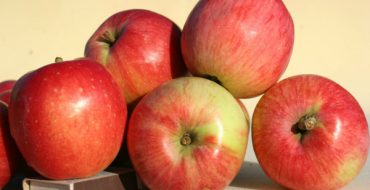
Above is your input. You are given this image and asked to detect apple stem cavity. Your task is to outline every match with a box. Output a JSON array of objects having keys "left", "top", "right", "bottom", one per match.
[
  {"left": 202, "top": 74, "right": 222, "bottom": 86},
  {"left": 298, "top": 115, "right": 317, "bottom": 131},
  {"left": 180, "top": 133, "right": 192, "bottom": 146},
  {"left": 55, "top": 57, "right": 64, "bottom": 63},
  {"left": 98, "top": 31, "right": 116, "bottom": 47}
]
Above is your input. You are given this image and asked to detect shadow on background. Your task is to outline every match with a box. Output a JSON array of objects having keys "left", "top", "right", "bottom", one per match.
[{"left": 229, "top": 161, "right": 284, "bottom": 190}]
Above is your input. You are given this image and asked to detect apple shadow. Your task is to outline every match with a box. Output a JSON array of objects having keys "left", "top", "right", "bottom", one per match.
[{"left": 229, "top": 161, "right": 284, "bottom": 190}]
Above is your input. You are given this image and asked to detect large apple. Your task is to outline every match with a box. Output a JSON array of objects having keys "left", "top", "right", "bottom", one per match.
[
  {"left": 85, "top": 9, "right": 187, "bottom": 107},
  {"left": 8, "top": 59, "right": 127, "bottom": 180},
  {"left": 127, "top": 77, "right": 249, "bottom": 190},
  {"left": 181, "top": 0, "right": 294, "bottom": 98},
  {"left": 252, "top": 74, "right": 369, "bottom": 190},
  {"left": 0, "top": 102, "right": 20, "bottom": 188}
]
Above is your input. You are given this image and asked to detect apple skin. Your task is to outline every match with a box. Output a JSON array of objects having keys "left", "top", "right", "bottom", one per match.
[
  {"left": 85, "top": 9, "right": 187, "bottom": 107},
  {"left": 0, "top": 102, "right": 13, "bottom": 188},
  {"left": 252, "top": 74, "right": 369, "bottom": 190},
  {"left": 181, "top": 0, "right": 294, "bottom": 98},
  {"left": 0, "top": 88, "right": 37, "bottom": 179},
  {"left": 0, "top": 80, "right": 16, "bottom": 93},
  {"left": 127, "top": 77, "right": 249, "bottom": 190},
  {"left": 0, "top": 80, "right": 16, "bottom": 105},
  {"left": 0, "top": 102, "right": 20, "bottom": 188},
  {"left": 0, "top": 90, "right": 11, "bottom": 105},
  {"left": 8, "top": 59, "right": 127, "bottom": 180}
]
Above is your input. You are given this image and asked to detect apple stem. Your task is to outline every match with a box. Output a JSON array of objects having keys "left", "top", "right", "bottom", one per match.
[
  {"left": 181, "top": 133, "right": 192, "bottom": 146},
  {"left": 99, "top": 31, "right": 116, "bottom": 45},
  {"left": 298, "top": 115, "right": 317, "bottom": 131},
  {"left": 55, "top": 57, "right": 63, "bottom": 63}
]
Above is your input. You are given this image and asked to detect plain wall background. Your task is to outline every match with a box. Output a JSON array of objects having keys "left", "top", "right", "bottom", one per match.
[{"left": 1, "top": 0, "right": 369, "bottom": 126}]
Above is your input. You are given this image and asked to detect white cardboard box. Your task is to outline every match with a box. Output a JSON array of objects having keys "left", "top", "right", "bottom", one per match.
[{"left": 22, "top": 168, "right": 137, "bottom": 190}]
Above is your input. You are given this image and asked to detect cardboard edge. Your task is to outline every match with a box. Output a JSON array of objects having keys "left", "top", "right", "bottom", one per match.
[{"left": 21, "top": 169, "right": 136, "bottom": 190}]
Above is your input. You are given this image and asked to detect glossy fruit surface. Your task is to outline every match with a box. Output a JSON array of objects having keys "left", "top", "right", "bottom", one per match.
[
  {"left": 0, "top": 102, "right": 19, "bottom": 188},
  {"left": 128, "top": 77, "right": 249, "bottom": 190},
  {"left": 182, "top": 0, "right": 294, "bottom": 98},
  {"left": 253, "top": 74, "right": 369, "bottom": 190},
  {"left": 9, "top": 59, "right": 127, "bottom": 179},
  {"left": 85, "top": 9, "right": 186, "bottom": 106}
]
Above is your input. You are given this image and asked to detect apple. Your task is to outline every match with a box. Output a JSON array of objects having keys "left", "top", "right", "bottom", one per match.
[
  {"left": 0, "top": 90, "right": 11, "bottom": 105},
  {"left": 8, "top": 59, "right": 127, "bottom": 180},
  {"left": 0, "top": 80, "right": 16, "bottom": 105},
  {"left": 0, "top": 82, "right": 37, "bottom": 179},
  {"left": 0, "top": 80, "right": 16, "bottom": 93},
  {"left": 85, "top": 9, "right": 187, "bottom": 107},
  {"left": 0, "top": 102, "right": 20, "bottom": 188},
  {"left": 252, "top": 74, "right": 369, "bottom": 190},
  {"left": 181, "top": 0, "right": 294, "bottom": 98},
  {"left": 127, "top": 77, "right": 249, "bottom": 190}
]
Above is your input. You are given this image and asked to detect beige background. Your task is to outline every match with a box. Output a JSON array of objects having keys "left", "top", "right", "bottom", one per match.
[{"left": 0, "top": 1, "right": 369, "bottom": 189}]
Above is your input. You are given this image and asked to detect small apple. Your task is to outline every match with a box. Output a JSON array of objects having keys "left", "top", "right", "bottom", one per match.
[
  {"left": 0, "top": 80, "right": 16, "bottom": 105},
  {"left": 181, "top": 0, "right": 294, "bottom": 98},
  {"left": 8, "top": 59, "right": 127, "bottom": 180},
  {"left": 0, "top": 82, "right": 37, "bottom": 178},
  {"left": 252, "top": 74, "right": 369, "bottom": 190},
  {"left": 127, "top": 77, "right": 249, "bottom": 190},
  {"left": 85, "top": 9, "right": 187, "bottom": 107},
  {"left": 0, "top": 102, "right": 20, "bottom": 188},
  {"left": 0, "top": 90, "right": 11, "bottom": 105},
  {"left": 0, "top": 80, "right": 16, "bottom": 93}
]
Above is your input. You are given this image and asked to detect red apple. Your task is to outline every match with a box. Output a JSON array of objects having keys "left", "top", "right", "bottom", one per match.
[
  {"left": 0, "top": 90, "right": 11, "bottom": 105},
  {"left": 0, "top": 102, "right": 19, "bottom": 188},
  {"left": 8, "top": 59, "right": 127, "bottom": 180},
  {"left": 0, "top": 82, "right": 37, "bottom": 178},
  {"left": 85, "top": 9, "right": 187, "bottom": 107},
  {"left": 127, "top": 77, "right": 249, "bottom": 190},
  {"left": 0, "top": 80, "right": 16, "bottom": 105},
  {"left": 181, "top": 0, "right": 294, "bottom": 98},
  {"left": 252, "top": 74, "right": 369, "bottom": 190},
  {"left": 0, "top": 80, "right": 16, "bottom": 93}
]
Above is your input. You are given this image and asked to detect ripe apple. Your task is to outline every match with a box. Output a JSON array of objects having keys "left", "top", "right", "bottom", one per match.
[
  {"left": 0, "top": 90, "right": 11, "bottom": 105},
  {"left": 8, "top": 59, "right": 127, "bottom": 180},
  {"left": 0, "top": 80, "right": 16, "bottom": 93},
  {"left": 181, "top": 0, "right": 294, "bottom": 98},
  {"left": 127, "top": 77, "right": 249, "bottom": 190},
  {"left": 0, "top": 80, "right": 16, "bottom": 105},
  {"left": 252, "top": 74, "right": 369, "bottom": 190},
  {"left": 0, "top": 102, "right": 20, "bottom": 188},
  {"left": 85, "top": 9, "right": 187, "bottom": 107}
]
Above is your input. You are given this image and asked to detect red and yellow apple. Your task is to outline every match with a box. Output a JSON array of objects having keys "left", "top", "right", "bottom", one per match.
[
  {"left": 85, "top": 9, "right": 187, "bottom": 107},
  {"left": 127, "top": 77, "right": 249, "bottom": 189},
  {"left": 181, "top": 0, "right": 294, "bottom": 98},
  {"left": 8, "top": 59, "right": 127, "bottom": 180},
  {"left": 252, "top": 74, "right": 369, "bottom": 190}
]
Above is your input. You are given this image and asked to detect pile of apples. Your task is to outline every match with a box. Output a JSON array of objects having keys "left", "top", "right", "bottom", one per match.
[{"left": 1, "top": 0, "right": 369, "bottom": 190}]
